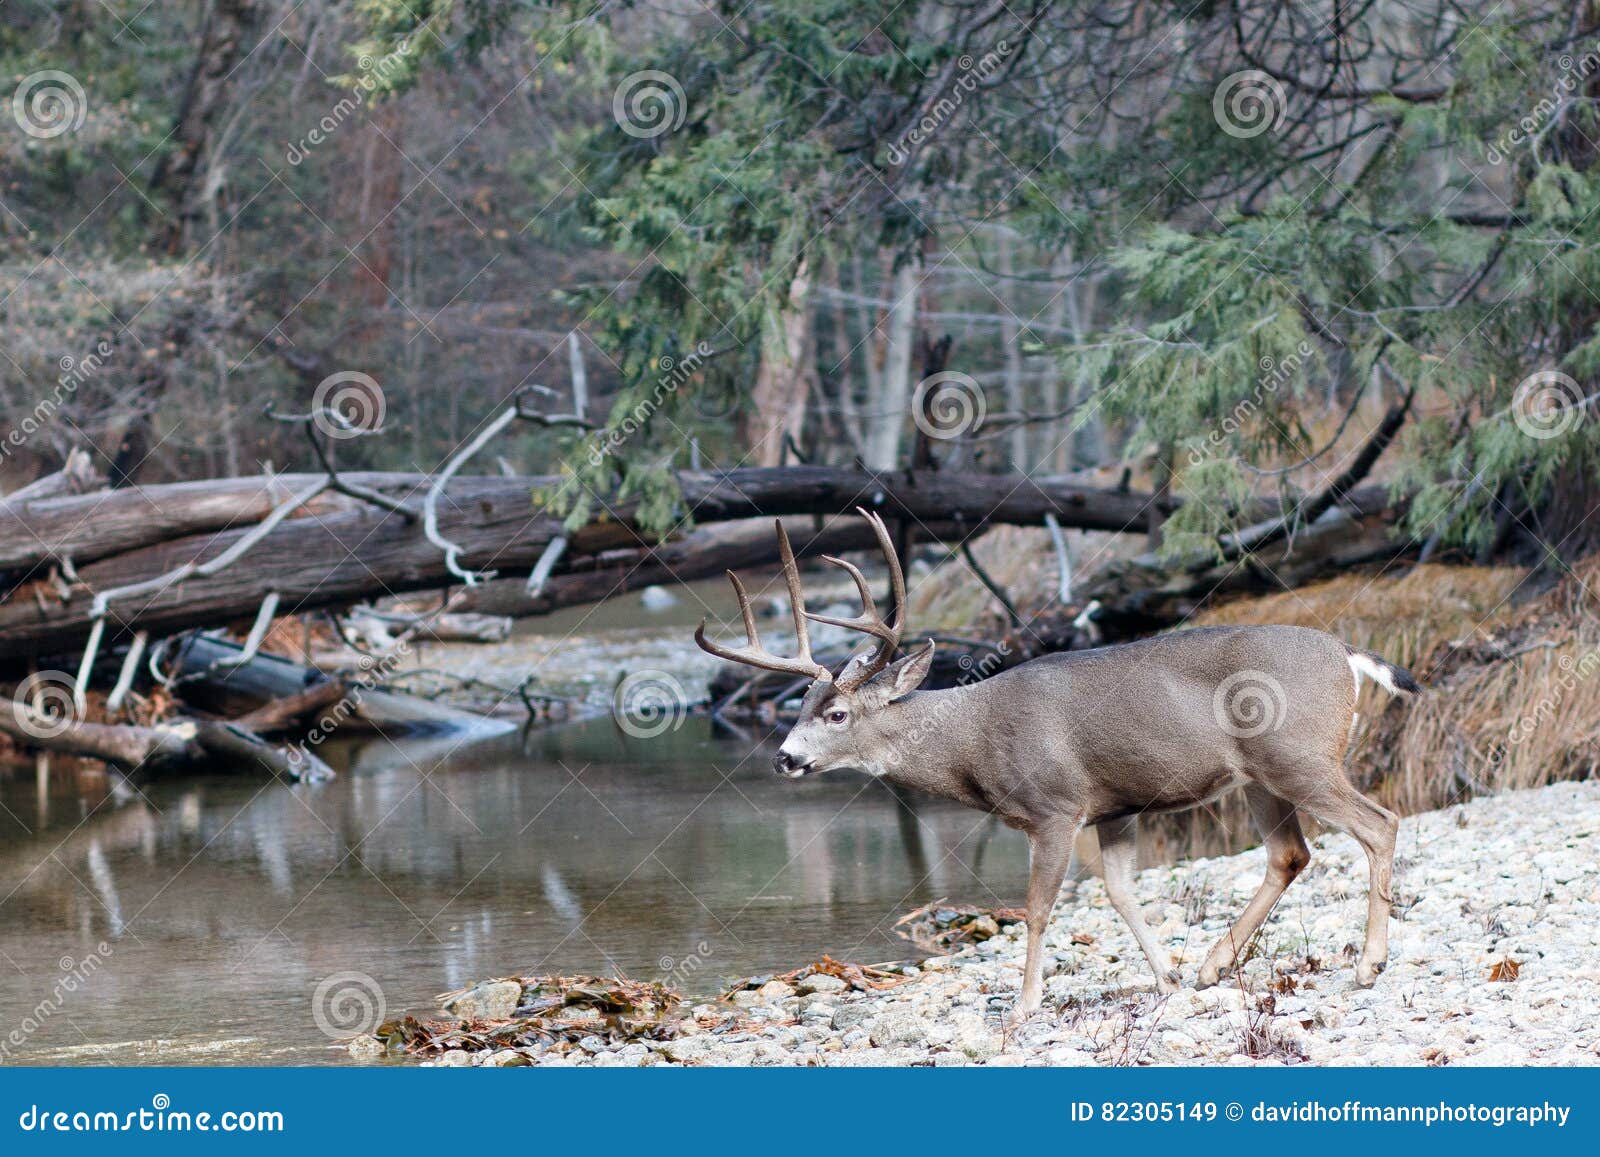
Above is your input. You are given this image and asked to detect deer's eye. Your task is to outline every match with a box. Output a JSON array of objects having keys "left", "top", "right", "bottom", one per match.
[{"left": 825, "top": 709, "right": 848, "bottom": 725}]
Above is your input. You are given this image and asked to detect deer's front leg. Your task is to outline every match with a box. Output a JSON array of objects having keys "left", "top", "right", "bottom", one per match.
[{"left": 1016, "top": 813, "right": 1082, "bottom": 1018}]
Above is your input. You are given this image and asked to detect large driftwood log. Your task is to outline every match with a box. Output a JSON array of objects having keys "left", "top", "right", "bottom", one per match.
[
  {"left": 0, "top": 706, "right": 333, "bottom": 780},
  {"left": 0, "top": 466, "right": 1170, "bottom": 574},
  {"left": 455, "top": 515, "right": 977, "bottom": 617},
  {"left": 0, "top": 467, "right": 1176, "bottom": 657}
]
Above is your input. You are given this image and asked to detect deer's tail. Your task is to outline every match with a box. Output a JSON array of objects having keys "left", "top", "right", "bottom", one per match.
[{"left": 1346, "top": 647, "right": 1422, "bottom": 697}]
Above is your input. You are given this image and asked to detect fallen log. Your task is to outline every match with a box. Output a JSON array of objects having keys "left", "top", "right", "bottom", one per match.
[
  {"left": 0, "top": 466, "right": 1171, "bottom": 575},
  {"left": 0, "top": 704, "right": 333, "bottom": 780},
  {"left": 168, "top": 635, "right": 504, "bottom": 735},
  {"left": 0, "top": 447, "right": 103, "bottom": 508},
  {"left": 0, "top": 467, "right": 1175, "bottom": 658},
  {"left": 454, "top": 515, "right": 981, "bottom": 618}
]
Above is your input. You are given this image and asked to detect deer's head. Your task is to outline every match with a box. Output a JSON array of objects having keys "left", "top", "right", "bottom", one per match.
[{"left": 694, "top": 510, "right": 935, "bottom": 778}]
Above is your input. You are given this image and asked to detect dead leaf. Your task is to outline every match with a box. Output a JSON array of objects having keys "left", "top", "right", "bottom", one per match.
[{"left": 1487, "top": 958, "right": 1520, "bottom": 982}]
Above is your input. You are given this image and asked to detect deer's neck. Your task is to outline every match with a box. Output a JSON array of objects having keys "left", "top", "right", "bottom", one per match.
[{"left": 871, "top": 687, "right": 1000, "bottom": 808}]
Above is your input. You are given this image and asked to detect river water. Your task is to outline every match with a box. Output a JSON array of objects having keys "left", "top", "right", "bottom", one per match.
[{"left": 0, "top": 709, "right": 1031, "bottom": 1065}]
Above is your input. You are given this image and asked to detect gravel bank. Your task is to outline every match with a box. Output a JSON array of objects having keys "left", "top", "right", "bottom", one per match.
[{"left": 445, "top": 780, "right": 1600, "bottom": 1067}]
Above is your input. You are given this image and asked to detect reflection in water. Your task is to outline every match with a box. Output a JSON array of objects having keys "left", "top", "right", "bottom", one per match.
[{"left": 0, "top": 718, "right": 1030, "bottom": 1066}]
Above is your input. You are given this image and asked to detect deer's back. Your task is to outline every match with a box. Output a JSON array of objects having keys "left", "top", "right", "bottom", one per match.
[{"left": 939, "top": 625, "right": 1360, "bottom": 825}]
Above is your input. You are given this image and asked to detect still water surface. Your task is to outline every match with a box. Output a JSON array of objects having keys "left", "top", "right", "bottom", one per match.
[{"left": 0, "top": 716, "right": 1030, "bottom": 1065}]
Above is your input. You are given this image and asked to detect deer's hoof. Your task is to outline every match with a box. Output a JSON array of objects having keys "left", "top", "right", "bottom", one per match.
[
  {"left": 1013, "top": 992, "right": 1042, "bottom": 1019},
  {"left": 1195, "top": 965, "right": 1221, "bottom": 990},
  {"left": 1156, "top": 969, "right": 1182, "bottom": 996},
  {"left": 1355, "top": 959, "right": 1386, "bottom": 987}
]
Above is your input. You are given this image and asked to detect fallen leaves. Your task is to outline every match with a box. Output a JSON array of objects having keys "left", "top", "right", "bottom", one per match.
[
  {"left": 722, "top": 954, "right": 916, "bottom": 998},
  {"left": 893, "top": 899, "right": 1025, "bottom": 950},
  {"left": 380, "top": 974, "right": 684, "bottom": 1061},
  {"left": 1487, "top": 958, "right": 1521, "bottom": 982}
]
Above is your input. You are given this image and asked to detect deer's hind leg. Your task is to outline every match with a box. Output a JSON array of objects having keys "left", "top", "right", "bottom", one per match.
[
  {"left": 1301, "top": 779, "right": 1398, "bottom": 986},
  {"left": 1097, "top": 815, "right": 1180, "bottom": 993},
  {"left": 1196, "top": 785, "right": 1310, "bottom": 989}
]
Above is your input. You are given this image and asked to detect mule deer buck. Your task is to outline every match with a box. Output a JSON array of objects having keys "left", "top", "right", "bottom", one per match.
[{"left": 695, "top": 511, "right": 1420, "bottom": 1016}]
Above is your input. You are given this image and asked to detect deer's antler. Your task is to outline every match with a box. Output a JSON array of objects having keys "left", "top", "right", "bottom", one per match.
[
  {"left": 805, "top": 508, "right": 905, "bottom": 691},
  {"left": 694, "top": 520, "right": 832, "bottom": 682}
]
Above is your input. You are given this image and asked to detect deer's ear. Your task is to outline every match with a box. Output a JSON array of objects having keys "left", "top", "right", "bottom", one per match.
[{"left": 869, "top": 640, "right": 935, "bottom": 702}]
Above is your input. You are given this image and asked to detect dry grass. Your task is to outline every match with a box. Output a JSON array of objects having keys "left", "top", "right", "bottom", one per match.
[
  {"left": 1357, "top": 556, "right": 1600, "bottom": 815},
  {"left": 1190, "top": 563, "right": 1528, "bottom": 673},
  {"left": 1187, "top": 557, "right": 1600, "bottom": 840}
]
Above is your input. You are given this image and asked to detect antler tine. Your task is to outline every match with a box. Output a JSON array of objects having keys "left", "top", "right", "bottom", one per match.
[
  {"left": 860, "top": 507, "right": 906, "bottom": 636},
  {"left": 692, "top": 543, "right": 831, "bottom": 681},
  {"left": 801, "top": 508, "right": 909, "bottom": 690},
  {"left": 729, "top": 570, "right": 764, "bottom": 650},
  {"left": 802, "top": 554, "right": 896, "bottom": 644},
  {"left": 774, "top": 520, "right": 816, "bottom": 667}
]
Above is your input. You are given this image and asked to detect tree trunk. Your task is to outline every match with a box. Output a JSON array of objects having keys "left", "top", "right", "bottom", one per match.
[
  {"left": 865, "top": 253, "right": 920, "bottom": 469},
  {"left": 744, "top": 259, "right": 814, "bottom": 466}
]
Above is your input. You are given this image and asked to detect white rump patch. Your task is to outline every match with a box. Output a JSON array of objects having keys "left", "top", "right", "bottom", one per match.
[{"left": 1347, "top": 651, "right": 1400, "bottom": 696}]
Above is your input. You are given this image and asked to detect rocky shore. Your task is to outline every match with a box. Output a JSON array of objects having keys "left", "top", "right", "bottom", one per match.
[{"left": 421, "top": 780, "right": 1600, "bottom": 1067}]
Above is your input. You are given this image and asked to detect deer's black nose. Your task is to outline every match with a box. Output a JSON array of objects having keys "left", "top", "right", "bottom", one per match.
[{"left": 772, "top": 751, "right": 796, "bottom": 774}]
